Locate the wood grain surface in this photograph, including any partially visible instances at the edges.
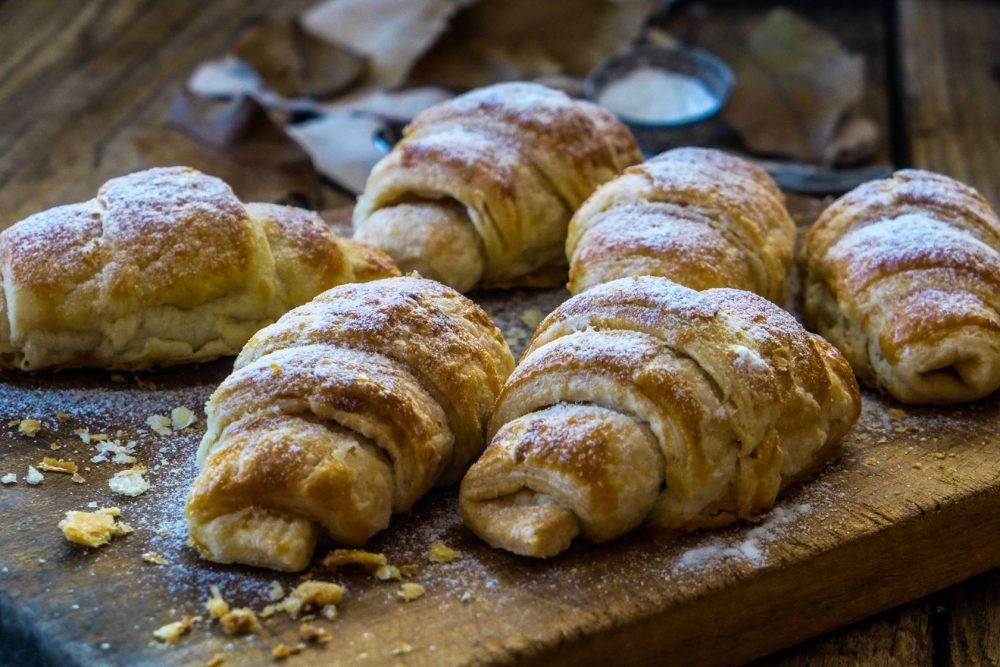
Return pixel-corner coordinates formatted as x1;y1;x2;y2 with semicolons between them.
1;0;998;664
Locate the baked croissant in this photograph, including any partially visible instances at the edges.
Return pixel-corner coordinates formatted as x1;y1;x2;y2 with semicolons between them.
186;276;514;571
0;167;398;370
801;169;1000;404
460;276;860;558
353;82;642;292
566;147;795;300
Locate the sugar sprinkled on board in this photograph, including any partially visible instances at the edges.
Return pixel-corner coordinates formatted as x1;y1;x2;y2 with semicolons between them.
676;503;812;570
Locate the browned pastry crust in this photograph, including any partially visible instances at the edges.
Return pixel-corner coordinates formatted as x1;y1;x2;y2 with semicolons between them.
460;276;860;558
186;276;514;571
566;148;795;300
0;167;398;370
801;169;1000;404
353;82;641;292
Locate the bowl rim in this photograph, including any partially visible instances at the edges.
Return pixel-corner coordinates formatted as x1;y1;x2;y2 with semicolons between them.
584;45;734;128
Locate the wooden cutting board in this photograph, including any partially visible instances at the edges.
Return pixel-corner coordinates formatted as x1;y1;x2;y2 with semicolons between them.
1;202;999;667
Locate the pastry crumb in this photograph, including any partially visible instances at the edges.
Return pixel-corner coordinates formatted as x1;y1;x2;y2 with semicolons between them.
272;643;304;660
18;419;41;437
170;406;196;430
888;408;906;419
398;583;425;602
391;642;413;655
399;564;418;578
59;507;132;547
56;412;70;423
204;654;226;667
428;542;459;563
26;466;43;485
299;622;332;644
146;414;173;436
70;472;86;484
320;548;386;573
220;607;261;636
205;585;230;619
460;590;473;603
268;580;286;601
375;564;401;581
38;457;78;474
152;617;193;644
1;473;15;485
109;465;149;497
863;457;878;467
320;604;337;621
519;308;545;329
912;461;924;469
142;551;168;565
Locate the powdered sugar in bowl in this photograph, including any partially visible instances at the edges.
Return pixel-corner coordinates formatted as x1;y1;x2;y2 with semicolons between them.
585;46;732;150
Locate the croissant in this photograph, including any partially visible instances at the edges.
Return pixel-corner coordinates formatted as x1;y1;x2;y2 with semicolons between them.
186;276;514;571
353;82;642;292
460;276;860;558
801;169;1000;404
566;147;795;300
0;167;398;370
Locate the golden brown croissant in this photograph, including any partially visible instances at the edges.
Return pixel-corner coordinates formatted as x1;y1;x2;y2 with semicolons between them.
353;82;641;292
186;276;514;571
801;169;1000;404
566;147;795;299
0;167;398;370
460;276;859;558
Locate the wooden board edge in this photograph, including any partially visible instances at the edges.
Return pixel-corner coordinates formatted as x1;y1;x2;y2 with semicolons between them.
509;485;1000;667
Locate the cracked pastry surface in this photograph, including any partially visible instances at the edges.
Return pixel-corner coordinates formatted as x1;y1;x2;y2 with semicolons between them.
801;169;1000;404
353;82;641;292
0;167;398;370
186;276;514;571
460;276;860;557
567;147;795;300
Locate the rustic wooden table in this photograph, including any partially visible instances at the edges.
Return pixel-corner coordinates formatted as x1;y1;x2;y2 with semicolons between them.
0;0;997;664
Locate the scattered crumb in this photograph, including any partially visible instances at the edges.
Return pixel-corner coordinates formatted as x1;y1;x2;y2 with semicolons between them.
143;552;169;566
320;548;386;573
146;414;173;436
170;406;196;430
205;585;230;620
109;465;149;497
399;564;418;578
460;590;473;603
912;461;924;469
56;412;70;423
888;408;906;419
37;457;78;474
428;542;459;563
392;642;413;655
91;438;137;465
933;452;947;459
26;466;43;485
18;419;41;437
75;428;91;444
375;564;401;581
58;507;132;547
272;643;304;660
70;473;86;484
320;605;337;621
268;580;286;601
205;654;226;667
398;583;425;602
863;457;878;467
220;608;261;636
1;473;15;485
299;623;332;644
519;308;545;329
49;443;61;451
152;617;193;644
